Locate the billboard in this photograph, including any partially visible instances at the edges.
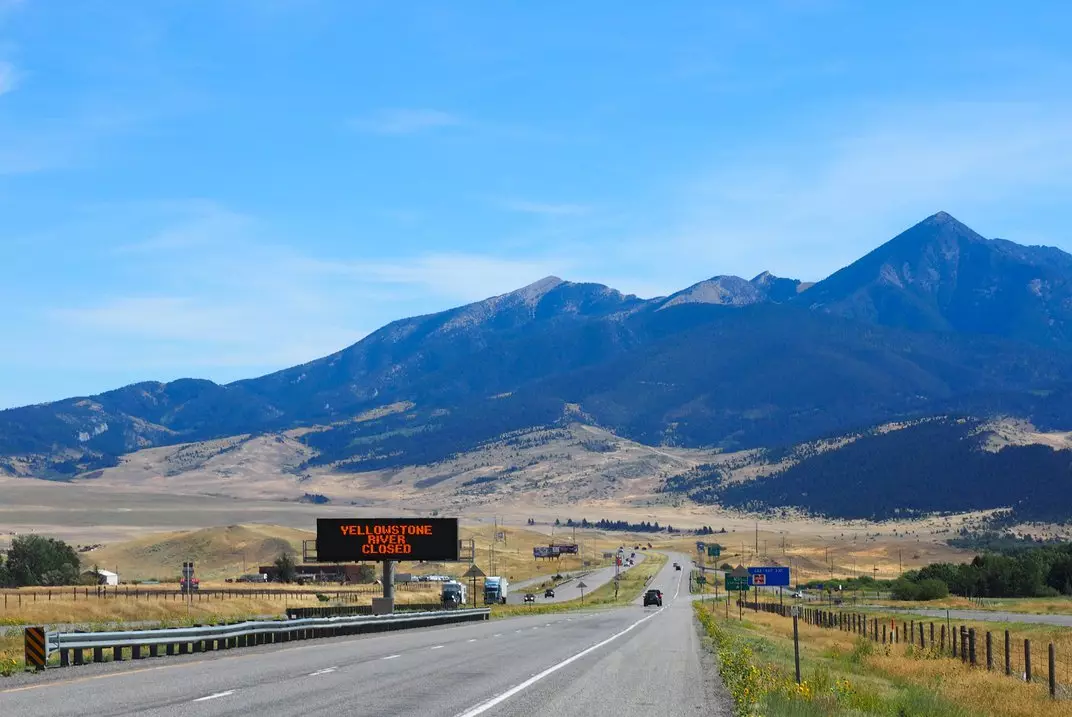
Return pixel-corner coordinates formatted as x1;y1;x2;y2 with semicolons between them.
555;544;579;554
316;518;459;562
534;546;556;558
747;566;791;587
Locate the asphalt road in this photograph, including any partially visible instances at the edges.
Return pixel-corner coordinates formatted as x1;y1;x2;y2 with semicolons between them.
507;552;646;604
1;552;728;717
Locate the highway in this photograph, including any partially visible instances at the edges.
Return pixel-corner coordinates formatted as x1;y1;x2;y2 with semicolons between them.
507;551;646;604
0;552;728;716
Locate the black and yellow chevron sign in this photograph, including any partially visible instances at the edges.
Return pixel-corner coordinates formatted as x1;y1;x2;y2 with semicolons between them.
24;626;46;671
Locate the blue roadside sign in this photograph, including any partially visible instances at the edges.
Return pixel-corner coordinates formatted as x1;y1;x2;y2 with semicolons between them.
747;566;791;587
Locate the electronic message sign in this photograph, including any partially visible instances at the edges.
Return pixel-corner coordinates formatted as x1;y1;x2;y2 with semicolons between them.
316;518;459;562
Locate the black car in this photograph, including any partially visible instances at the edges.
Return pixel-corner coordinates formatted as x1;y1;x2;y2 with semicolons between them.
643;589;663;607
544;588;555;598
523;593;536;603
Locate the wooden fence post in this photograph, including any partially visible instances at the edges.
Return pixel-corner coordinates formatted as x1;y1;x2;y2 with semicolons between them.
969;628;976;667
1049;643;1056;699
1005;630;1011;676
1025;639;1032;683
940;624;946;654
986;631;993;671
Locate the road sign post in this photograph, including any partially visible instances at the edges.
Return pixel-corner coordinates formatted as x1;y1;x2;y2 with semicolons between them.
577;580;588;604
792;606;802;684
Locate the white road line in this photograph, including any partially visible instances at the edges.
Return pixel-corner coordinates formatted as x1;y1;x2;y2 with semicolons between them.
192;690;235;703
468;639;478;643
308;667;337;676
430;645;444;650
453;608;665;717
382;654;400;660
493;633;502;637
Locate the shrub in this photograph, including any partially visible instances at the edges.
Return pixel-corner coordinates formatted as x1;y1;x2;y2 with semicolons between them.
914;578;949;601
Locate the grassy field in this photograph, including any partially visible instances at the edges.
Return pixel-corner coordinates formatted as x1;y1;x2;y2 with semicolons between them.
491;551;668;619
0;584;441;627
76;522;623;583
654;531;971;583
866;595;1072;615
696;600;1072;716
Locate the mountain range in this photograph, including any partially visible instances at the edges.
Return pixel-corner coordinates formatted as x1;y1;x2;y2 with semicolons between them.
4;211;1072;520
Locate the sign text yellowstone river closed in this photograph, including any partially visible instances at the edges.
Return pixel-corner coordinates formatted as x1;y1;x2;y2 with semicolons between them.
316;518;460;562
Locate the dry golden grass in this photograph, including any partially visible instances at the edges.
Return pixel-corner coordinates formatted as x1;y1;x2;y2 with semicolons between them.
868;595;1072;615
0;587;439;626
720;606;1072;716
655;528;972;581
80;522;625;584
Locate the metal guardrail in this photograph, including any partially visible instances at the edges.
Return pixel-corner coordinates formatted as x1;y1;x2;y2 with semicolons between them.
26;608;490;670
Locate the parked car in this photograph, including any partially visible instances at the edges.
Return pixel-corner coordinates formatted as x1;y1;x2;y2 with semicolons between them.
523;593;536;603
643;589;663;607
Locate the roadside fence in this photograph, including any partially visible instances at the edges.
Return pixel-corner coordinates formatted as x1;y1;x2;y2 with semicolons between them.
736;597;1072;700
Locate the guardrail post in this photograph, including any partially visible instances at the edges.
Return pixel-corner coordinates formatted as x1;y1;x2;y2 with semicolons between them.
93;647;104;663
60;649;70;667
113;645;124;662
74;649;84;666
150;644;159;658
132;645;142;660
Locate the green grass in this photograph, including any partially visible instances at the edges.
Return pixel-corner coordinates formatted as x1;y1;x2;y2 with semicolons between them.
694;603;981;717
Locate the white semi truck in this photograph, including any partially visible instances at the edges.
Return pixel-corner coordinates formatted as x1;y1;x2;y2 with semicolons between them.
483;576;508;604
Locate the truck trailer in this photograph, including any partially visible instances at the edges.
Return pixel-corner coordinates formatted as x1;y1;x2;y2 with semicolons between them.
483;576;508;604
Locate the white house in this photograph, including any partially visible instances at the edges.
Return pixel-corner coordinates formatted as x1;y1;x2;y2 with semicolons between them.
84;568;119;586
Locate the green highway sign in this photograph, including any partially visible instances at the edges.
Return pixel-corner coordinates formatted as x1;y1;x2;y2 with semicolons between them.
696;575;707;585
725;575;749;591
707;545;721;558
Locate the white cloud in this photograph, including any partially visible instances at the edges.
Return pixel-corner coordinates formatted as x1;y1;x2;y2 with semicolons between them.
350;108;462;135
39;200;574;382
611;101;1072;282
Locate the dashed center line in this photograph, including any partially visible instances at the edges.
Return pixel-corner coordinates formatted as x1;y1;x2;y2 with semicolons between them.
430;645;444;650
308;667;337;676
493;633;502;637
192;690;235;703
382;654;400;660
468;639;478;643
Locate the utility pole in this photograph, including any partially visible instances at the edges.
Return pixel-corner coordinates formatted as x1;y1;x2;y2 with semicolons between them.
755;522;759;556
898;549;902;576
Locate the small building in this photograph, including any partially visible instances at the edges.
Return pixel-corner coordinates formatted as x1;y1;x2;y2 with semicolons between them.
84;569;119;586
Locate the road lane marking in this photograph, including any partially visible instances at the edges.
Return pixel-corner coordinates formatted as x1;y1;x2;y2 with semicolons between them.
308;667;337;676
493;634;502;637
453;607;665;717
430;645;444;650
193;690;235;702
382;654;400;660
468;639;478;643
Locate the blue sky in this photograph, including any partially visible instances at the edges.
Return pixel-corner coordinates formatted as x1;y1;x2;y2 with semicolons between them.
1;1;1071;408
